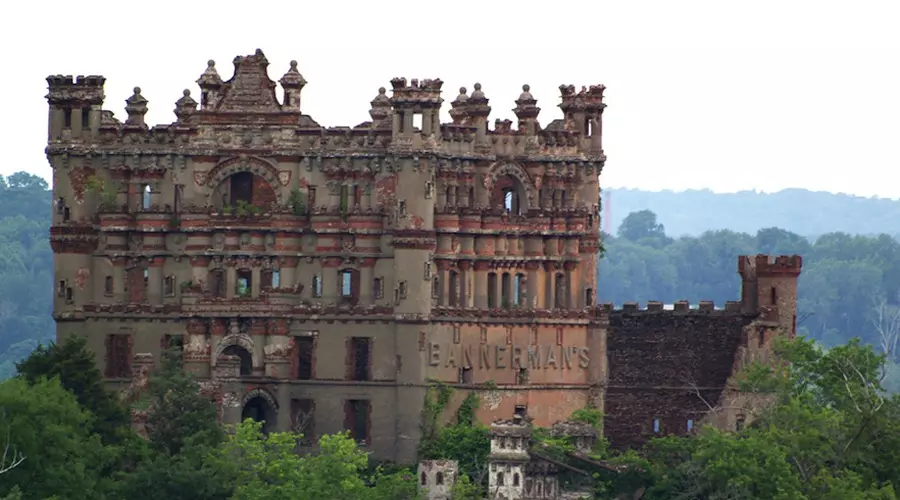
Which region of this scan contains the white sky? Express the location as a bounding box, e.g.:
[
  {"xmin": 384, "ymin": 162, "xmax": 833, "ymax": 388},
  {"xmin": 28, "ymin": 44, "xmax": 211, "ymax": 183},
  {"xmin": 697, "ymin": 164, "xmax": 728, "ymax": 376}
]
[{"xmin": 2, "ymin": 0, "xmax": 898, "ymax": 198}]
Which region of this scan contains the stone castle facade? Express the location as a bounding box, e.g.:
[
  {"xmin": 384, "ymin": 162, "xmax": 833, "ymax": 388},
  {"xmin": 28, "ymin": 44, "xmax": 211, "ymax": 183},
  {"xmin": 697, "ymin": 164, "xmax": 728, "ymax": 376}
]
[{"xmin": 46, "ymin": 49, "xmax": 802, "ymax": 464}]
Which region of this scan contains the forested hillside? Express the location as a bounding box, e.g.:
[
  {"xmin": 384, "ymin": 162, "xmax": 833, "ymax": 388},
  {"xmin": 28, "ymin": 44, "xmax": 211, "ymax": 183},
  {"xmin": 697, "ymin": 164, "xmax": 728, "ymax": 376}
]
[
  {"xmin": 0, "ymin": 173, "xmax": 52, "ymax": 377},
  {"xmin": 2, "ymin": 173, "xmax": 900, "ymax": 385},
  {"xmin": 606, "ymin": 187, "xmax": 900, "ymax": 238}
]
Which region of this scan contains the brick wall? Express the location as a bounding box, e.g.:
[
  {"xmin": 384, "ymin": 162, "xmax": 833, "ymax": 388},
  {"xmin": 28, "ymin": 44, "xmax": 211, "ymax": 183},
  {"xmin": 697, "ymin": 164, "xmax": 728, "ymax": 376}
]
[
  {"xmin": 604, "ymin": 311, "xmax": 751, "ymax": 448},
  {"xmin": 251, "ymin": 175, "xmax": 277, "ymax": 209}
]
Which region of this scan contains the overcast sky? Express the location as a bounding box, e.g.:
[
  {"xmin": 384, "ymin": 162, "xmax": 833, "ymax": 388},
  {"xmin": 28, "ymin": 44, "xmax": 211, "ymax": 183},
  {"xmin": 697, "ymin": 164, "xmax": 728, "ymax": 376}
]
[{"xmin": 2, "ymin": 0, "xmax": 898, "ymax": 198}]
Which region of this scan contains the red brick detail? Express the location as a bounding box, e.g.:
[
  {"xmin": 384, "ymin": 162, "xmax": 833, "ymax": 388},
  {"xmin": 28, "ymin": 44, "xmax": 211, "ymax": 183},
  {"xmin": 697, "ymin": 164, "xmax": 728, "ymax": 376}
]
[{"xmin": 251, "ymin": 174, "xmax": 277, "ymax": 208}]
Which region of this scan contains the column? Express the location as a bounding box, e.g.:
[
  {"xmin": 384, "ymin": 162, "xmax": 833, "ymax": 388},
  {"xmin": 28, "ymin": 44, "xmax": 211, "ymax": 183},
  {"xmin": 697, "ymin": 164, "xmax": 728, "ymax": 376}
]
[
  {"xmin": 112, "ymin": 257, "xmax": 127, "ymax": 302},
  {"xmin": 322, "ymin": 257, "xmax": 341, "ymax": 304},
  {"xmin": 280, "ymin": 257, "xmax": 298, "ymax": 290},
  {"xmin": 226, "ymin": 266, "xmax": 237, "ymax": 299},
  {"xmin": 422, "ymin": 109, "xmax": 433, "ymax": 136},
  {"xmin": 458, "ymin": 260, "xmax": 472, "ymax": 307},
  {"xmin": 361, "ymin": 184, "xmax": 373, "ymax": 211},
  {"xmin": 360, "ymin": 258, "xmax": 376, "ymax": 305},
  {"xmin": 525, "ymin": 261, "xmax": 540, "ymax": 309},
  {"xmin": 544, "ymin": 262, "xmax": 557, "ymax": 309},
  {"xmin": 492, "ymin": 267, "xmax": 503, "ymax": 308},
  {"xmin": 251, "ymin": 265, "xmax": 261, "ymax": 298},
  {"xmin": 190, "ymin": 256, "xmax": 210, "ymax": 287},
  {"xmin": 564, "ymin": 261, "xmax": 577, "ymax": 310},
  {"xmin": 148, "ymin": 257, "xmax": 164, "ymax": 305},
  {"xmin": 474, "ymin": 261, "xmax": 489, "ymax": 308}
]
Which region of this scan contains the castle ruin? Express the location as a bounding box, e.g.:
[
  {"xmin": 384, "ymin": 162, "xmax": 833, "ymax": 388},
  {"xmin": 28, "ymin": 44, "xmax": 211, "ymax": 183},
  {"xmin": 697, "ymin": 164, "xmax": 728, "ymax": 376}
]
[{"xmin": 46, "ymin": 49, "xmax": 801, "ymax": 464}]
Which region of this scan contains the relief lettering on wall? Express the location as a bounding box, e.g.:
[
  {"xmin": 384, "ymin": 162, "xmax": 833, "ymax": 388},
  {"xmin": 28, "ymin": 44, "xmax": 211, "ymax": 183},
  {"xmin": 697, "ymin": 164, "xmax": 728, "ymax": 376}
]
[{"xmin": 428, "ymin": 343, "xmax": 589, "ymax": 370}]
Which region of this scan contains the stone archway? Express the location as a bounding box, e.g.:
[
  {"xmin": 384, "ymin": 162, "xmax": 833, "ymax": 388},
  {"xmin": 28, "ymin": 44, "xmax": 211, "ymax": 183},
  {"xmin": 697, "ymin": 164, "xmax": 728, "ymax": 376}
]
[
  {"xmin": 241, "ymin": 388, "xmax": 279, "ymax": 434},
  {"xmin": 213, "ymin": 333, "xmax": 255, "ymax": 367},
  {"xmin": 206, "ymin": 156, "xmax": 282, "ymax": 209},
  {"xmin": 483, "ymin": 162, "xmax": 536, "ymax": 213}
]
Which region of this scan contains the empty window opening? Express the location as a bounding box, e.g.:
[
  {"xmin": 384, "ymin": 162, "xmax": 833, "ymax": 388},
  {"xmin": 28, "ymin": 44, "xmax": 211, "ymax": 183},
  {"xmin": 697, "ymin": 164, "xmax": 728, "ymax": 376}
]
[
  {"xmin": 436, "ymin": 472, "xmax": 444, "ymax": 485},
  {"xmin": 340, "ymin": 269, "xmax": 360, "ymax": 305},
  {"xmin": 236, "ymin": 269, "xmax": 252, "ymax": 297},
  {"xmin": 653, "ymin": 418, "xmax": 661, "ymax": 433},
  {"xmin": 770, "ymin": 286, "xmax": 777, "ymax": 305},
  {"xmin": 82, "ymin": 108, "xmax": 90, "ymax": 129},
  {"xmin": 104, "ymin": 276, "xmax": 113, "ymax": 296},
  {"xmin": 312, "ymin": 274, "xmax": 322, "ymax": 298},
  {"xmin": 584, "ymin": 118, "xmax": 592, "ymax": 136},
  {"xmin": 210, "ymin": 270, "xmax": 226, "ymax": 298},
  {"xmin": 373, "ymin": 278, "xmax": 384, "ymax": 299},
  {"xmin": 339, "ymin": 185, "xmax": 350, "ymax": 213},
  {"xmin": 143, "ymin": 268, "xmax": 149, "ymax": 286},
  {"xmin": 504, "ymin": 190, "xmax": 513, "ymax": 211},
  {"xmin": 398, "ymin": 281, "xmax": 408, "ymax": 299},
  {"xmin": 341, "ymin": 270, "xmax": 352, "ymax": 296},
  {"xmin": 585, "ymin": 287, "xmax": 594, "ymax": 307},
  {"xmin": 63, "ymin": 109, "xmax": 72, "ymax": 128},
  {"xmin": 222, "ymin": 345, "xmax": 253, "ymax": 376},
  {"xmin": 467, "ymin": 186, "xmax": 475, "ymax": 207},
  {"xmin": 497, "ymin": 472, "xmax": 505, "ymax": 486},
  {"xmin": 555, "ymin": 273, "xmax": 567, "ymax": 309},
  {"xmin": 64, "ymin": 286, "xmax": 73, "ymax": 303},
  {"xmin": 398, "ymin": 200, "xmax": 407, "ymax": 216},
  {"xmin": 345, "ymin": 399, "xmax": 370, "ymax": 444},
  {"xmin": 449, "ymin": 271, "xmax": 460, "ymax": 307},
  {"xmin": 514, "ymin": 273, "xmax": 525, "ymax": 307},
  {"xmin": 412, "ymin": 113, "xmax": 423, "ymax": 131},
  {"xmin": 57, "ymin": 280, "xmax": 66, "ymax": 297},
  {"xmin": 291, "ymin": 398, "xmax": 315, "ymax": 441},
  {"xmin": 242, "ymin": 396, "xmax": 275, "ymax": 434},
  {"xmin": 501, "ymin": 272, "xmax": 512, "ymax": 309},
  {"xmin": 164, "ymin": 276, "xmax": 176, "ymax": 297},
  {"xmin": 758, "ymin": 329, "xmax": 766, "ymax": 348},
  {"xmin": 56, "ymin": 197, "xmax": 65, "ymax": 214},
  {"xmin": 736, "ymin": 415, "xmax": 746, "ymax": 432},
  {"xmin": 261, "ymin": 270, "xmax": 274, "ymax": 289},
  {"xmin": 63, "ymin": 206, "xmax": 70, "ymax": 221},
  {"xmin": 105, "ymin": 334, "xmax": 131, "ymax": 378},
  {"xmin": 513, "ymin": 473, "xmax": 520, "ymax": 487},
  {"xmin": 296, "ymin": 336, "xmax": 315, "ymax": 380},
  {"xmin": 349, "ymin": 337, "xmax": 372, "ymax": 381},
  {"xmin": 229, "ymin": 172, "xmax": 254, "ymax": 205},
  {"xmin": 514, "ymin": 405, "xmax": 528, "ymax": 419},
  {"xmin": 517, "ymin": 367, "xmax": 528, "ymax": 384},
  {"xmin": 687, "ymin": 419, "xmax": 694, "ymax": 432},
  {"xmin": 459, "ymin": 366, "xmax": 473, "ymax": 384},
  {"xmin": 487, "ymin": 273, "xmax": 498, "ymax": 308},
  {"xmin": 142, "ymin": 184, "xmax": 151, "ymax": 210},
  {"xmin": 432, "ymin": 278, "xmax": 440, "ymax": 300},
  {"xmin": 308, "ymin": 186, "xmax": 317, "ymax": 208},
  {"xmin": 201, "ymin": 91, "xmax": 209, "ymax": 108},
  {"xmin": 162, "ymin": 334, "xmax": 184, "ymax": 360},
  {"xmin": 283, "ymin": 92, "xmax": 291, "ymax": 107},
  {"xmin": 420, "ymin": 472, "xmax": 427, "ymax": 486},
  {"xmin": 271, "ymin": 270, "xmax": 280, "ymax": 288}
]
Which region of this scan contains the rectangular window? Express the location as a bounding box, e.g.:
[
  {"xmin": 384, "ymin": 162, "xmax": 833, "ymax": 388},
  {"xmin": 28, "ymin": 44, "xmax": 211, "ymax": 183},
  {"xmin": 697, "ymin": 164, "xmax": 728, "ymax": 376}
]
[
  {"xmin": 236, "ymin": 269, "xmax": 252, "ymax": 297},
  {"xmin": 296, "ymin": 336, "xmax": 315, "ymax": 380},
  {"xmin": 348, "ymin": 337, "xmax": 372, "ymax": 382},
  {"xmin": 210, "ymin": 270, "xmax": 226, "ymax": 298},
  {"xmin": 653, "ymin": 418, "xmax": 661, "ymax": 434},
  {"xmin": 63, "ymin": 109, "xmax": 72, "ymax": 128},
  {"xmin": 344, "ymin": 399, "xmax": 371, "ymax": 445},
  {"xmin": 58, "ymin": 280, "xmax": 66, "ymax": 297},
  {"xmin": 162, "ymin": 334, "xmax": 184, "ymax": 360},
  {"xmin": 312, "ymin": 275, "xmax": 322, "ymax": 298},
  {"xmin": 272, "ymin": 270, "xmax": 281, "ymax": 288},
  {"xmin": 341, "ymin": 270, "xmax": 353, "ymax": 297},
  {"xmin": 164, "ymin": 276, "xmax": 176, "ymax": 297},
  {"xmin": 292, "ymin": 398, "xmax": 315, "ymax": 443},
  {"xmin": 308, "ymin": 187, "xmax": 316, "ymax": 209},
  {"xmin": 105, "ymin": 334, "xmax": 132, "ymax": 378},
  {"xmin": 398, "ymin": 281, "xmax": 408, "ymax": 299},
  {"xmin": 687, "ymin": 419, "xmax": 694, "ymax": 432},
  {"xmin": 81, "ymin": 108, "xmax": 90, "ymax": 129},
  {"xmin": 104, "ymin": 276, "xmax": 114, "ymax": 296},
  {"xmin": 424, "ymin": 262, "xmax": 432, "ymax": 280},
  {"xmin": 373, "ymin": 278, "xmax": 384, "ymax": 299}
]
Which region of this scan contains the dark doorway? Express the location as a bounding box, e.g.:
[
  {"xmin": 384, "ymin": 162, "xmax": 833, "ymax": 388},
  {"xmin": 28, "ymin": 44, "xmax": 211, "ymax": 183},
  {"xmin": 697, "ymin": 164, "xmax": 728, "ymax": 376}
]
[
  {"xmin": 241, "ymin": 396, "xmax": 276, "ymax": 434},
  {"xmin": 230, "ymin": 172, "xmax": 254, "ymax": 205},
  {"xmin": 222, "ymin": 345, "xmax": 253, "ymax": 375}
]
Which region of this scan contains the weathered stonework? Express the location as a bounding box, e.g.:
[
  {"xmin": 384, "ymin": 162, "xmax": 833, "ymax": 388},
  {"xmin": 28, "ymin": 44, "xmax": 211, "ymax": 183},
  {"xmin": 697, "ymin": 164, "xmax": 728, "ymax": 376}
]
[{"xmin": 47, "ymin": 50, "xmax": 801, "ymax": 464}]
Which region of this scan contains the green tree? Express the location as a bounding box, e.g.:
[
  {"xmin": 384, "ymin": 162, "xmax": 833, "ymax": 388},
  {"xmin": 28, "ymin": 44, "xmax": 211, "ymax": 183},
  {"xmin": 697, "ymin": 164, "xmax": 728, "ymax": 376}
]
[
  {"xmin": 15, "ymin": 336, "xmax": 129, "ymax": 443},
  {"xmin": 617, "ymin": 210, "xmax": 672, "ymax": 248},
  {"xmin": 0, "ymin": 377, "xmax": 107, "ymax": 500}
]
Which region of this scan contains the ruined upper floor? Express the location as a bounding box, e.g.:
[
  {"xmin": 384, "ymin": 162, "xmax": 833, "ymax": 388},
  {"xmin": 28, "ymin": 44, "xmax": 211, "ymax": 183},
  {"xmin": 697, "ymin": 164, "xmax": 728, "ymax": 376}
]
[{"xmin": 45, "ymin": 49, "xmax": 607, "ymax": 161}]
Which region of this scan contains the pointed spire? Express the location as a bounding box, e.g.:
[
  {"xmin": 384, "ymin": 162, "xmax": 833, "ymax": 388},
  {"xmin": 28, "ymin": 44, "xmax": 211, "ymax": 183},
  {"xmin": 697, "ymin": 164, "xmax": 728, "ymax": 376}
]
[
  {"xmin": 174, "ymin": 89, "xmax": 197, "ymax": 122},
  {"xmin": 125, "ymin": 87, "xmax": 148, "ymax": 127}
]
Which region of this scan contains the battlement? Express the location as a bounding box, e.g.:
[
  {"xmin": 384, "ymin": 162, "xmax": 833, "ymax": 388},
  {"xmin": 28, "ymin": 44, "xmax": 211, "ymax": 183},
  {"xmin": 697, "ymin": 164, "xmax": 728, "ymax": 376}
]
[
  {"xmin": 739, "ymin": 254, "xmax": 803, "ymax": 277},
  {"xmin": 596, "ymin": 300, "xmax": 744, "ymax": 314},
  {"xmin": 491, "ymin": 416, "xmax": 533, "ymax": 438},
  {"xmin": 559, "ymin": 84, "xmax": 607, "ymax": 112},
  {"xmin": 46, "ymin": 75, "xmax": 106, "ymax": 104}
]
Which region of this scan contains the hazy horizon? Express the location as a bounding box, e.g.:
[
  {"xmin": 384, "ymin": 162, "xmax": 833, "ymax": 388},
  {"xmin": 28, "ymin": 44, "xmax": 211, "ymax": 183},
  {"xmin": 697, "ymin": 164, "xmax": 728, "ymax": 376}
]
[{"xmin": 3, "ymin": 0, "xmax": 898, "ymax": 199}]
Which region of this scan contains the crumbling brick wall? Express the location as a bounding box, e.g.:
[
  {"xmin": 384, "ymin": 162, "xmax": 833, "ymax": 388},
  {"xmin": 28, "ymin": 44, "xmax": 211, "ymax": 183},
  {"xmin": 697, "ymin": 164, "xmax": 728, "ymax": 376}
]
[
  {"xmin": 251, "ymin": 175, "xmax": 277, "ymax": 209},
  {"xmin": 604, "ymin": 309, "xmax": 752, "ymax": 448}
]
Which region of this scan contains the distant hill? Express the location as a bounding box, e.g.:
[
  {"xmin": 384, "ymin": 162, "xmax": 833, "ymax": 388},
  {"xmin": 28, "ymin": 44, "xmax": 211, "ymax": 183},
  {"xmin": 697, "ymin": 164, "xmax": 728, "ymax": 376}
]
[{"xmin": 603, "ymin": 188, "xmax": 900, "ymax": 238}]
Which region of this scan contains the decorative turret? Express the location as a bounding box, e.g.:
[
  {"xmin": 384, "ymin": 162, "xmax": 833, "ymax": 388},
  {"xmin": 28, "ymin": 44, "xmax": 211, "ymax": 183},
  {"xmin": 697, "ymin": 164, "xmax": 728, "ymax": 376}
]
[
  {"xmin": 389, "ymin": 77, "xmax": 444, "ymax": 139},
  {"xmin": 368, "ymin": 87, "xmax": 392, "ymax": 128},
  {"xmin": 488, "ymin": 415, "xmax": 531, "ymax": 499},
  {"xmin": 279, "ymin": 60, "xmax": 307, "ymax": 112},
  {"xmin": 173, "ymin": 89, "xmax": 197, "ymax": 123},
  {"xmin": 559, "ymin": 84, "xmax": 606, "ymax": 152},
  {"xmin": 124, "ymin": 87, "xmax": 149, "ymax": 127},
  {"xmin": 196, "ymin": 59, "xmax": 223, "ymax": 109},
  {"xmin": 448, "ymin": 87, "xmax": 469, "ymax": 124},
  {"xmin": 513, "ymin": 84, "xmax": 541, "ymax": 135},
  {"xmin": 466, "ymin": 83, "xmax": 491, "ymax": 148},
  {"xmin": 45, "ymin": 74, "xmax": 106, "ymax": 141},
  {"xmin": 738, "ymin": 254, "xmax": 803, "ymax": 335}
]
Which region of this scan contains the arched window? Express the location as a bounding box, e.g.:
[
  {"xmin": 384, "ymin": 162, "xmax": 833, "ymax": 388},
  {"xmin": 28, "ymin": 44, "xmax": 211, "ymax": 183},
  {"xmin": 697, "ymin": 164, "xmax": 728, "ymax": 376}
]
[
  {"xmin": 513, "ymin": 473, "xmax": 520, "ymax": 486},
  {"xmin": 142, "ymin": 184, "xmax": 151, "ymax": 210},
  {"xmin": 435, "ymin": 472, "xmax": 444, "ymax": 485},
  {"xmin": 222, "ymin": 345, "xmax": 253, "ymax": 376}
]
